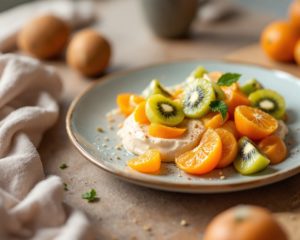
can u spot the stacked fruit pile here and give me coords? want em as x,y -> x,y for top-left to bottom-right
261,0 -> 300,64
116,66 -> 288,176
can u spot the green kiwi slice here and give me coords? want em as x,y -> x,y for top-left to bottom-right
182,79 -> 215,118
142,79 -> 171,98
212,82 -> 225,100
240,79 -> 263,96
248,89 -> 285,119
234,137 -> 270,175
145,94 -> 185,126
186,66 -> 208,82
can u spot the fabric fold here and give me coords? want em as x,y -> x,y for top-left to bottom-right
0,54 -> 94,240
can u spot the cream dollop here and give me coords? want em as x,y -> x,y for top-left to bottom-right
117,115 -> 205,162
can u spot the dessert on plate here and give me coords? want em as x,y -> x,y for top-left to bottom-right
113,66 -> 288,176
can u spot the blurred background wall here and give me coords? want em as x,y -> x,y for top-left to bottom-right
0,0 -> 293,16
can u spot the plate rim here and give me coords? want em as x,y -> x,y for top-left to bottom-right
66,59 -> 300,193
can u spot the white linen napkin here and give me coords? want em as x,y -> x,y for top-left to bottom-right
0,54 -> 94,240
0,0 -> 96,53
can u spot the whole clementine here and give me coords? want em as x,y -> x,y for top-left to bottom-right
294,39 -> 300,64
289,0 -> 300,33
204,205 -> 288,240
260,21 -> 298,62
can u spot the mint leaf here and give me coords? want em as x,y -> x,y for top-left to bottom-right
82,189 -> 98,202
217,73 -> 241,86
209,100 -> 228,119
59,163 -> 68,170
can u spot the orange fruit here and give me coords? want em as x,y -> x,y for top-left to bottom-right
222,120 -> 239,139
148,123 -> 186,139
260,21 -> 298,62
201,112 -> 229,129
172,88 -> 184,99
222,84 -> 250,116
175,129 -> 222,175
204,205 -> 288,240
116,93 -> 144,116
289,0 -> 300,33
215,128 -> 238,168
258,135 -> 287,164
234,106 -> 278,140
294,39 -> 300,65
207,71 -> 224,82
134,102 -> 150,124
128,149 -> 161,173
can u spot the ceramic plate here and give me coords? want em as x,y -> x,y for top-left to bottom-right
66,60 -> 300,193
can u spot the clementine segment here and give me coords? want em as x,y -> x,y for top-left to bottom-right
258,135 -> 287,164
148,123 -> 186,139
260,21 -> 298,62
222,85 -> 250,116
128,149 -> 161,173
207,71 -> 223,82
234,106 -> 278,140
222,120 -> 239,139
175,129 -> 222,174
201,112 -> 229,129
134,102 -> 150,124
215,128 -> 238,168
117,93 -> 144,116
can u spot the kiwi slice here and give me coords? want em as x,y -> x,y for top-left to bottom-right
142,79 -> 171,98
240,79 -> 263,96
212,82 -> 225,100
182,79 -> 215,118
248,89 -> 285,119
145,94 -> 185,126
186,66 -> 208,82
234,137 -> 270,175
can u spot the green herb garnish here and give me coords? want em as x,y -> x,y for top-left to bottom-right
59,163 -> 68,170
63,183 -> 68,191
209,100 -> 228,119
217,73 -> 241,86
82,189 -> 98,202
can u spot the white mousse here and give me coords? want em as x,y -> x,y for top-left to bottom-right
118,115 -> 205,162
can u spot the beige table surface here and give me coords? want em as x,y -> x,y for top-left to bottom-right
34,0 -> 300,239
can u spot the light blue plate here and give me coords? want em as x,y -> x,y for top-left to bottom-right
66,60 -> 300,193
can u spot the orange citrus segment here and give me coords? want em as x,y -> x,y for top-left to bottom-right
172,88 -> 184,99
201,112 -> 229,129
148,123 -> 186,139
175,129 -> 222,175
128,149 -> 161,173
234,105 -> 278,140
129,94 -> 145,107
207,71 -> 224,82
223,85 -> 250,116
215,128 -> 238,168
222,120 -> 239,139
258,135 -> 287,164
134,102 -> 149,124
117,93 -> 145,116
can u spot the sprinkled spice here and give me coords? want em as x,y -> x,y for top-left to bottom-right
97,127 -> 104,133
143,225 -> 152,232
180,219 -> 188,226
115,144 -> 122,150
60,163 -> 68,170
